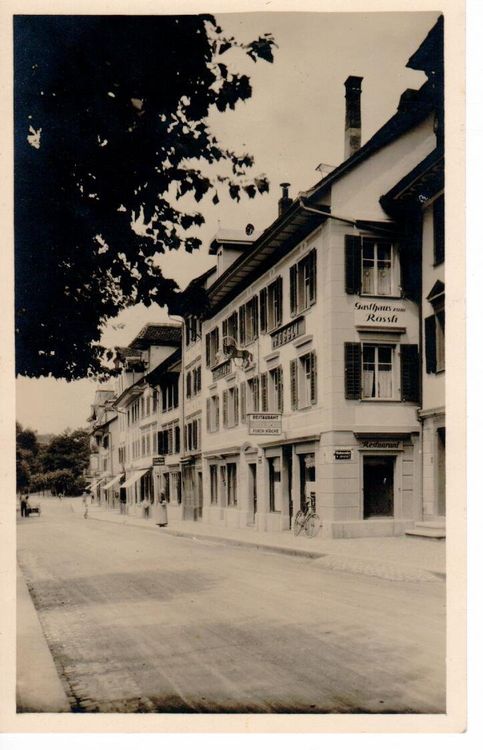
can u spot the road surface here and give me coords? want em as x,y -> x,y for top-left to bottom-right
17,497 -> 445,713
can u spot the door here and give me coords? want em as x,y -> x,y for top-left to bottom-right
437,428 -> 446,516
283,447 -> 293,527
248,464 -> 257,525
197,471 -> 203,521
363,456 -> 395,518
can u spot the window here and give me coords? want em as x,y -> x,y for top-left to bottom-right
209,465 -> 218,505
247,376 -> 260,413
206,394 -> 220,432
345,235 -> 400,297
269,366 -> 284,412
260,277 -> 283,332
222,311 -> 239,346
433,195 -> 444,265
158,421 -> 180,455
290,352 -> 317,410
239,296 -> 259,345
290,249 -> 317,314
344,342 -> 420,402
222,386 -> 239,428
161,376 -> 179,412
186,365 -> 201,399
226,463 -> 237,507
205,327 -> 220,368
185,315 -> 201,346
425,282 -> 445,373
184,417 -> 201,452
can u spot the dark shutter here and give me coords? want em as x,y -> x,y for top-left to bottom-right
310,351 -> 317,404
290,265 -> 298,315
261,372 -> 268,412
277,366 -> 284,413
433,195 -> 445,265
175,425 -> 180,453
400,344 -> 420,402
234,387 -> 239,425
222,318 -> 228,343
253,296 -> 259,339
215,396 -> 220,431
222,391 -> 228,428
290,359 -> 298,410
309,248 -> 317,304
345,235 -> 361,295
205,334 -> 210,367
239,305 -> 246,346
240,382 -> 247,423
276,276 -> 283,325
206,398 -> 211,432
259,288 -> 267,332
344,342 -> 362,399
424,315 -> 437,374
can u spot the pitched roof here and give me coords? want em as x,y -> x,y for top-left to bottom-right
128,323 -> 181,350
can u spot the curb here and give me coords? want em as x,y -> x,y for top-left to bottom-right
82,508 -> 444,582
16,565 -> 71,713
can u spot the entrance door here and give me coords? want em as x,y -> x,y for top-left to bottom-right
363,456 -> 395,518
283,447 -> 293,527
248,464 -> 257,525
197,471 -> 203,521
437,428 -> 446,516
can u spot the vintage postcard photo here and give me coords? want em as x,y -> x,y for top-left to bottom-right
0,0 -> 466,734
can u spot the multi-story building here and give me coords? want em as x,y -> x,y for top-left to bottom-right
87,388 -> 117,503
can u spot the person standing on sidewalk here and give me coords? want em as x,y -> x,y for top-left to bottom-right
153,490 -> 168,527
20,492 -> 29,518
142,497 -> 150,519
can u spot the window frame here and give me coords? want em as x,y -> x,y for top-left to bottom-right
361,343 -> 397,401
360,238 -> 398,297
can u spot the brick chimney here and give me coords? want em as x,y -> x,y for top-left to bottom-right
344,76 -> 363,159
278,183 -> 292,216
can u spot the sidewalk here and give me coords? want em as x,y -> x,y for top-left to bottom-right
16,564 -> 71,712
72,499 -> 445,583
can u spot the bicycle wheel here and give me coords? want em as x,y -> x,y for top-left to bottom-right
304,513 -> 320,538
293,510 -> 305,536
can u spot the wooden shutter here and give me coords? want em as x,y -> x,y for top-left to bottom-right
222,390 -> 228,428
276,276 -> 283,325
344,342 -> 362,399
215,395 -> 220,431
239,305 -> 246,346
206,398 -> 211,432
240,382 -> 247,423
222,318 -> 228,344
175,425 -> 180,453
290,359 -> 298,410
345,235 -> 362,294
433,195 -> 445,265
310,351 -> 317,404
261,372 -> 268,412
260,287 -> 267,332
400,344 -> 420,402
309,248 -> 317,304
425,315 -> 437,373
290,265 -> 298,315
277,366 -> 284,413
234,387 -> 239,425
253,296 -> 259,339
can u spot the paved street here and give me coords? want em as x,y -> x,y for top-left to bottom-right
17,498 -> 445,713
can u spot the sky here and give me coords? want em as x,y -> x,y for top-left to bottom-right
15,10 -> 439,435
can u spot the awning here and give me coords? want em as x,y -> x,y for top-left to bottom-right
102,474 -> 124,491
88,478 -> 104,491
119,468 -> 150,489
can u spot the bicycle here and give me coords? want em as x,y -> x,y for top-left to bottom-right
293,505 -> 321,538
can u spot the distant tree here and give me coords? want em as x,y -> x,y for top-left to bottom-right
16,447 -> 31,492
15,15 -> 276,379
41,430 -> 90,477
16,422 -> 39,491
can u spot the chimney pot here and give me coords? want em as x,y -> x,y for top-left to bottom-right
278,183 -> 292,216
344,75 -> 363,159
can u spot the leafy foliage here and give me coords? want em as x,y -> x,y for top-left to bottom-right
15,15 -> 276,379
16,424 -> 90,494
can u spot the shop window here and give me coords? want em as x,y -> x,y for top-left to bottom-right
205,327 -> 220,368
239,296 -> 259,345
290,249 -> 317,314
345,235 -> 400,297
206,394 -> 220,432
290,352 -> 317,410
209,465 -> 218,505
226,463 -> 237,507
222,386 -> 239,428
344,342 -> 420,402
433,195 -> 445,265
260,277 -> 283,333
171,472 -> 182,505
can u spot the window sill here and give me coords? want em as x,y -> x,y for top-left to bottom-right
359,293 -> 402,300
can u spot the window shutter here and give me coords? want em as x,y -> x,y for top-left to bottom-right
400,344 -> 420,402
223,390 -> 228,428
290,265 -> 298,315
310,351 -> 317,404
253,296 -> 259,339
276,276 -> 283,325
344,342 -> 362,399
234,387 -> 239,425
206,398 -> 211,432
261,373 -> 268,412
175,425 -> 180,453
290,359 -> 298,410
222,318 -> 228,344
260,288 -> 267,332
345,235 -> 362,295
240,382 -> 247,423
239,305 -> 246,346
433,195 -> 445,265
277,366 -> 284,413
309,248 -> 317,304
233,311 -> 239,343
424,315 -> 437,374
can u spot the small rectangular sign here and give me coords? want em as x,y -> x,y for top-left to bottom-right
248,413 -> 282,436
334,449 -> 352,460
153,456 -> 165,466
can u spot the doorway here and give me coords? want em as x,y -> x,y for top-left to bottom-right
248,463 -> 257,525
363,456 -> 395,518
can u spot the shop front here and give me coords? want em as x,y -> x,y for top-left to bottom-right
181,457 -> 203,521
